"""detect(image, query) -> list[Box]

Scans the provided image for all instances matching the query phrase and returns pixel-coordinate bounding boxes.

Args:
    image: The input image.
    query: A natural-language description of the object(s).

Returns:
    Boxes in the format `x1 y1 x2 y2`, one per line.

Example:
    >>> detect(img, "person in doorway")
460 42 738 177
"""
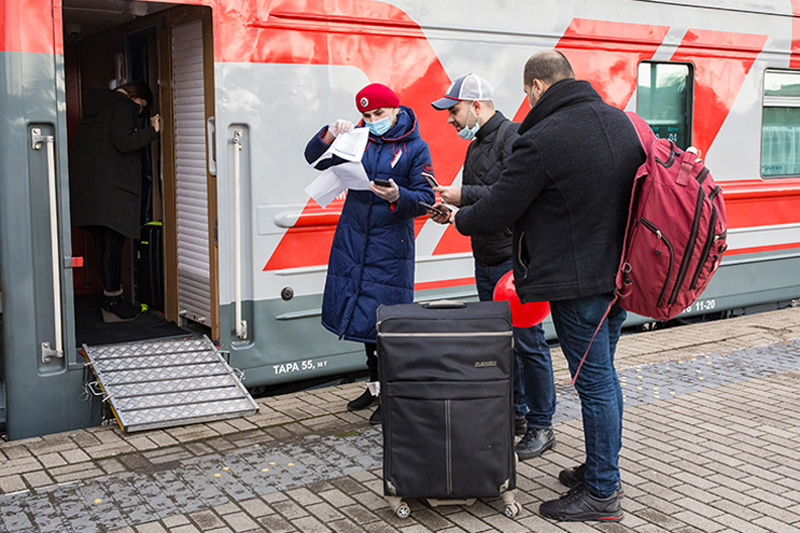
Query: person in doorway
70 80 160 323
304 83 435 425
447 51 645 522
428 73 556 458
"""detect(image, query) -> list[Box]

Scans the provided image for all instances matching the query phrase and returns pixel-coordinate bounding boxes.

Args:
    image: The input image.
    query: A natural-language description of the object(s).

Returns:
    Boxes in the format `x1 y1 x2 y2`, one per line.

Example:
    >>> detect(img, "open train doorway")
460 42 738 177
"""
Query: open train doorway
63 1 219 347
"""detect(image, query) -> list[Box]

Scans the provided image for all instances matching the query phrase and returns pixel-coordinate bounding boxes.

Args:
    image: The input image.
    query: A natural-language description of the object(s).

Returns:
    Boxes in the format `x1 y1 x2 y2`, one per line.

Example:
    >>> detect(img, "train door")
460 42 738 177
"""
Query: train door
64 2 218 347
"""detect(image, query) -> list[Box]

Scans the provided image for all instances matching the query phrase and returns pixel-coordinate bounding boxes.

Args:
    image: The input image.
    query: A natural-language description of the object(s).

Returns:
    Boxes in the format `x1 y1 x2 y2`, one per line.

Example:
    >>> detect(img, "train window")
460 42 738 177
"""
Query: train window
762 70 800 177
636 62 693 149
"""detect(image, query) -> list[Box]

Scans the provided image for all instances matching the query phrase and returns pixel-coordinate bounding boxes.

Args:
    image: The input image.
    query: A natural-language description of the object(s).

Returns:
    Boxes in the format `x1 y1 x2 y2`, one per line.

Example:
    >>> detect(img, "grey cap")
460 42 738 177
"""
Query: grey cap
431 73 494 110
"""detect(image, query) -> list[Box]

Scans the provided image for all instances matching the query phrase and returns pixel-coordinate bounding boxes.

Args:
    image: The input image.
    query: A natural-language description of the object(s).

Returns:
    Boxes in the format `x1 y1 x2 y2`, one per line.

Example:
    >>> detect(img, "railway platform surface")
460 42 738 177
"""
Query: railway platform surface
2 306 800 533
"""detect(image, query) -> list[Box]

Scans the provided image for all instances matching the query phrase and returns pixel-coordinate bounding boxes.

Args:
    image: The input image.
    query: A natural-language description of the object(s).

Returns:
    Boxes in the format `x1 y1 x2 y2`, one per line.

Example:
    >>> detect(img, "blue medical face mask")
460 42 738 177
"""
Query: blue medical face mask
366 115 393 136
457 108 480 140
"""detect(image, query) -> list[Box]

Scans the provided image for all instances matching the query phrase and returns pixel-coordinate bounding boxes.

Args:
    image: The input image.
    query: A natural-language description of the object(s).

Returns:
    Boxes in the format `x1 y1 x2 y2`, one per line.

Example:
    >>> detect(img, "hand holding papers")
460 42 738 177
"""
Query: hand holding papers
306 127 371 208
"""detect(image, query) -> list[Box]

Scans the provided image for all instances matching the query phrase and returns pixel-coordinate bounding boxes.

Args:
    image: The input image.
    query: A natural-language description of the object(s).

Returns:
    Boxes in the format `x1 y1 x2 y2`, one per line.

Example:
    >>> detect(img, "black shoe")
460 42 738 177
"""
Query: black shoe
347 388 378 411
515 427 555 460
559 464 625 497
369 403 382 425
101 296 142 323
539 484 623 522
515 417 528 436
559 463 586 488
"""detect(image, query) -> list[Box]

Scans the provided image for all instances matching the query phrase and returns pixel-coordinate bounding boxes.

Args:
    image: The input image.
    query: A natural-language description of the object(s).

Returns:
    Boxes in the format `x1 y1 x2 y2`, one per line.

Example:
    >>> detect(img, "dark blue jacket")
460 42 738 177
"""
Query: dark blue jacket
305 106 435 342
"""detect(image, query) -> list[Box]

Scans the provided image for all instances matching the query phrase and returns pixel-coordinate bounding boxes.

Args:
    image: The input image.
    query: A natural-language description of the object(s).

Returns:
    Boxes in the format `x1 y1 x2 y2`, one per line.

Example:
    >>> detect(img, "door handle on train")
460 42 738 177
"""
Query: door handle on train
232 129 248 340
31 127 65 364
207 116 216 176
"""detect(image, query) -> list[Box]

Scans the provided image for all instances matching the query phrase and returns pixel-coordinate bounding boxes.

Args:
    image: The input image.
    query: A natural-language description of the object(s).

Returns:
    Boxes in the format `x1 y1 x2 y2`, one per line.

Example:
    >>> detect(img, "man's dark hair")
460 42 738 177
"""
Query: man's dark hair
524 50 575 86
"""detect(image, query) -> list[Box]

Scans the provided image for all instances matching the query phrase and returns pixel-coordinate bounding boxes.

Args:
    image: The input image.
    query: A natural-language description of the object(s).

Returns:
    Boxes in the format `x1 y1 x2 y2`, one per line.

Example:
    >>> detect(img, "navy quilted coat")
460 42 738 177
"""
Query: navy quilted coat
304 106 435 342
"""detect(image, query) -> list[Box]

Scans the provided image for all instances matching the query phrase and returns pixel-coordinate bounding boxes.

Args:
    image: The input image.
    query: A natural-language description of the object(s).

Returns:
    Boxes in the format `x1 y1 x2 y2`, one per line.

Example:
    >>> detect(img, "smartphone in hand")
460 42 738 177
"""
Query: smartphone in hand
421 172 438 188
372 178 391 187
419 201 446 216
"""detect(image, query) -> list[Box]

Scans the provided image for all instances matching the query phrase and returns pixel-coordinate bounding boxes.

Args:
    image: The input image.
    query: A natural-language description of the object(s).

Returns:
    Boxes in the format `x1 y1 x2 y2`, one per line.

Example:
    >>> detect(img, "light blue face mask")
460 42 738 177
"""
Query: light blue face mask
457 108 480 140
367 115 393 136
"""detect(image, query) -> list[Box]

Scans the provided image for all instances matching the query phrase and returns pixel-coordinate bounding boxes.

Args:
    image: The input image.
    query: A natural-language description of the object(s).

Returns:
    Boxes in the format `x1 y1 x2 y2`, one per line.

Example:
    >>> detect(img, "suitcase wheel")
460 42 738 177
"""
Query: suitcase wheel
385 496 411 519
395 502 411 519
504 502 521 518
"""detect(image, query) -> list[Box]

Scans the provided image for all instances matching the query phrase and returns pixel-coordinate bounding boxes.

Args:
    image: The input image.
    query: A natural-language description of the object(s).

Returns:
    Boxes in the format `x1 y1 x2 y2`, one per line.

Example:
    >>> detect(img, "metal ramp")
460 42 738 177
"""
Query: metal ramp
82 336 259 432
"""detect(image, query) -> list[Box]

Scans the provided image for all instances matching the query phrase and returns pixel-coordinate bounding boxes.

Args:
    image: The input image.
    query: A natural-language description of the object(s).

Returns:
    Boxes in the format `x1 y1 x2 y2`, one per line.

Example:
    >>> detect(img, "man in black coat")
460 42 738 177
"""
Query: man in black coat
428 73 556 460
70 81 160 322
451 51 645 522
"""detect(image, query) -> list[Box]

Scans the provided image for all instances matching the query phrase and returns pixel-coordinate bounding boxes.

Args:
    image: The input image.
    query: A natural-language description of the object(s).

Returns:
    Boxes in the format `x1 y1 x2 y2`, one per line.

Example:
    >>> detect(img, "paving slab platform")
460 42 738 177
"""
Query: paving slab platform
1 307 800 533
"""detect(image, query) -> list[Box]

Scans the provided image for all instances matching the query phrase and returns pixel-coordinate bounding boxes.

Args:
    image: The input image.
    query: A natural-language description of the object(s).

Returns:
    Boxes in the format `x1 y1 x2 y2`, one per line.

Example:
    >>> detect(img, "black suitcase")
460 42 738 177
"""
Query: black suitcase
376 300 520 519
135 222 164 311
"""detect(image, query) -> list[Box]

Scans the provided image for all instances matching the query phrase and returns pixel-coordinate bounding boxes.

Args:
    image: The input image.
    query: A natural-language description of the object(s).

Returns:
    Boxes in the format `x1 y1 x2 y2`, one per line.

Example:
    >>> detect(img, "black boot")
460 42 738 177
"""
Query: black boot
347 387 379 411
515 427 556 460
101 295 142 323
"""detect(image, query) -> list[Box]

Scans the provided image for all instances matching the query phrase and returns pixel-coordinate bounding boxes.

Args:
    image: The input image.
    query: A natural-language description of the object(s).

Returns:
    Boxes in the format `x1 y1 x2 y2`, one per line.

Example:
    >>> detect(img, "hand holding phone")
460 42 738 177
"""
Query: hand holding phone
421 172 438 188
420 201 446 217
372 178 391 187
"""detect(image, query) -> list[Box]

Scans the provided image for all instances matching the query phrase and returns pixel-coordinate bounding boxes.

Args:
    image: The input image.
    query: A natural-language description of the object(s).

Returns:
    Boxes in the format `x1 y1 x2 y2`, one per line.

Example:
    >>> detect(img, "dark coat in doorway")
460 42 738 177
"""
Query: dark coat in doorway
70 88 158 239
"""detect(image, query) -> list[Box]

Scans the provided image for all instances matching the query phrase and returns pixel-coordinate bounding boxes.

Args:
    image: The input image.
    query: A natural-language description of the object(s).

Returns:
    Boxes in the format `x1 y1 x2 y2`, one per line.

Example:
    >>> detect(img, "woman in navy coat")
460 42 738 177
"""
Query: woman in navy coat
305 83 435 424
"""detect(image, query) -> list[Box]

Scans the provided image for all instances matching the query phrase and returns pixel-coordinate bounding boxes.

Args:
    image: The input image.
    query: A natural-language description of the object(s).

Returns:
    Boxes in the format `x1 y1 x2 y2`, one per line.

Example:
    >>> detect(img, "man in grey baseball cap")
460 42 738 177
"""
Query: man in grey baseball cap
428 73 557 461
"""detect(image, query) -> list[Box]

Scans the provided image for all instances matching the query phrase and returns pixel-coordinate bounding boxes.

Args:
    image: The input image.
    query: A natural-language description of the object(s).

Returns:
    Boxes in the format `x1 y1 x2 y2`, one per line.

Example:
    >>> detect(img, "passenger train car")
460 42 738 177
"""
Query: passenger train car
1 0 799 439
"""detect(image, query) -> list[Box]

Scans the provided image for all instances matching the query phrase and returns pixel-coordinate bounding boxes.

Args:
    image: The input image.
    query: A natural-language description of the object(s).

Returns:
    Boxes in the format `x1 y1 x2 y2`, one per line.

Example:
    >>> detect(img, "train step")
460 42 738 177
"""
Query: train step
81 336 259 432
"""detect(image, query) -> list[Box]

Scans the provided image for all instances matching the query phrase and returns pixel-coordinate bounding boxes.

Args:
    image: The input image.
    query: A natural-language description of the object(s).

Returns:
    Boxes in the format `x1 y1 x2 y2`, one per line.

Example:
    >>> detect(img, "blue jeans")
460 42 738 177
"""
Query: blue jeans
549 292 626 498
474 259 555 429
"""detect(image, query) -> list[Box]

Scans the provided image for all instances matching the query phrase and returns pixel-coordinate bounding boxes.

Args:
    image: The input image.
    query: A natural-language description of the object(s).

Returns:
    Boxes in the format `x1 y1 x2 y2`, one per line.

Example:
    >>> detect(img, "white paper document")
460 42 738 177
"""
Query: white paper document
306 128 372 208
310 127 370 166
330 127 369 161
305 161 371 208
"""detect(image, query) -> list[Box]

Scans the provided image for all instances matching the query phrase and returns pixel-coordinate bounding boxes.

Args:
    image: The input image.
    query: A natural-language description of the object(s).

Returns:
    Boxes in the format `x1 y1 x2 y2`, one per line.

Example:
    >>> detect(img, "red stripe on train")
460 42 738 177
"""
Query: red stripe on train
414 277 475 291
726 242 800 256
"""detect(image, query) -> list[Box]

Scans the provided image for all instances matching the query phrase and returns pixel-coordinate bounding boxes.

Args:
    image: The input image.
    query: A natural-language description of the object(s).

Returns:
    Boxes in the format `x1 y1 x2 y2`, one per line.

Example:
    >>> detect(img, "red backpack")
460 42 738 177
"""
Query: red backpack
573 113 728 382
619 112 728 321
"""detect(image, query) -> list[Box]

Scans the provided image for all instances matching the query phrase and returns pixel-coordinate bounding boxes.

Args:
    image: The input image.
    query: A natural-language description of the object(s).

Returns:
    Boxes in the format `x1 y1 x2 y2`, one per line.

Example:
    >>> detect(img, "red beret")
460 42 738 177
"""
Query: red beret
355 83 400 112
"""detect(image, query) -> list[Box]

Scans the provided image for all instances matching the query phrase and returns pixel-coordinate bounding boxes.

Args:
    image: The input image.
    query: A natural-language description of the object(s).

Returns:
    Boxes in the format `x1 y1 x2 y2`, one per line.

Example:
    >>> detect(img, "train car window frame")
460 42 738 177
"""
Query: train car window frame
761 69 800 178
636 61 694 149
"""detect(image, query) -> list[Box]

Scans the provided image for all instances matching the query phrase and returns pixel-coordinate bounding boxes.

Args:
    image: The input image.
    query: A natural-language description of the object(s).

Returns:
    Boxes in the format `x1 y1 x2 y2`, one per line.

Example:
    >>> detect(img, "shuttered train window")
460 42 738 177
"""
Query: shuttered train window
762 70 800 178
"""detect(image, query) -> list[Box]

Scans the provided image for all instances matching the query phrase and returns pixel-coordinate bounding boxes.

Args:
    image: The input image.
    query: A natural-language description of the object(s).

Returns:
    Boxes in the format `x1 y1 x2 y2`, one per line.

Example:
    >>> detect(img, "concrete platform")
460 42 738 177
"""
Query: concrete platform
1 307 799 533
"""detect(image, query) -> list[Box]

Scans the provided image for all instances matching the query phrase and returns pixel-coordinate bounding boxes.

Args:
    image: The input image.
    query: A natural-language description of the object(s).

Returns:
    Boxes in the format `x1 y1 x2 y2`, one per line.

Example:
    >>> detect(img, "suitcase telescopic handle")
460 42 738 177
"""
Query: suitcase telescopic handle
422 300 467 309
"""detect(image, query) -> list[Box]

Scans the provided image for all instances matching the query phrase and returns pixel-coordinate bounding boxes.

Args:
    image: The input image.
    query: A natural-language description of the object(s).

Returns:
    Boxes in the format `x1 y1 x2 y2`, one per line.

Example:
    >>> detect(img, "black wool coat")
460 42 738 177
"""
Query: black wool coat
454 79 646 303
69 88 158 239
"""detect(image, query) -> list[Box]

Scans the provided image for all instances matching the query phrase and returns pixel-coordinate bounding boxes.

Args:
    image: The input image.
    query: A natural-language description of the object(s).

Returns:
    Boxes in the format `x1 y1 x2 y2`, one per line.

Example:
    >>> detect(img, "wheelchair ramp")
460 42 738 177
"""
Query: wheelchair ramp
83 337 259 432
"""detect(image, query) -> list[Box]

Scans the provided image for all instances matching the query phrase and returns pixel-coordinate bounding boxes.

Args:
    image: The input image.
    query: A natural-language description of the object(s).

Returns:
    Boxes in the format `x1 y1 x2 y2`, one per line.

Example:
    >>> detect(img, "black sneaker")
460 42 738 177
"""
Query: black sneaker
369 403 382 425
515 417 528 436
539 484 623 522
559 464 625 497
347 388 379 411
515 427 555 460
559 463 586 488
100 296 142 323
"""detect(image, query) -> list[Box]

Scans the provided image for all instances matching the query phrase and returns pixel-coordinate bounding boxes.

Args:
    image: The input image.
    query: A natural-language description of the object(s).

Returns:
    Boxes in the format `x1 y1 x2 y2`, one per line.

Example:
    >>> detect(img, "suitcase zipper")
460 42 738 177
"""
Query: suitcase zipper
445 399 452 496
377 331 514 338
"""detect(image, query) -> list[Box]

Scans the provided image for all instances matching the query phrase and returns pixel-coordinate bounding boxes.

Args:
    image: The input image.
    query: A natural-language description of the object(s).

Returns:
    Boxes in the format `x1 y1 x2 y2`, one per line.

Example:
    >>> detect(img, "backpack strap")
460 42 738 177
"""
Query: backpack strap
625 111 657 151
573 112 649 385
494 120 513 165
